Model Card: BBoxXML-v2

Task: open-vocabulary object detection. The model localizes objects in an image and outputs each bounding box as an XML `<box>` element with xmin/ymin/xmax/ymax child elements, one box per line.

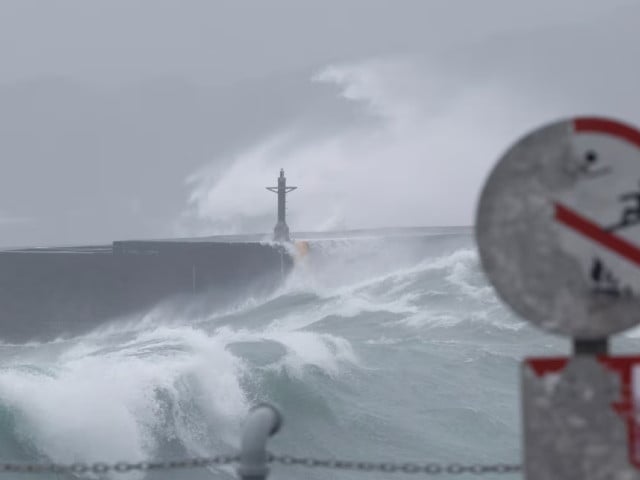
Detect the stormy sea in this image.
<box><xmin>0</xmin><ymin>229</ymin><xmax>638</xmax><ymax>480</ymax></box>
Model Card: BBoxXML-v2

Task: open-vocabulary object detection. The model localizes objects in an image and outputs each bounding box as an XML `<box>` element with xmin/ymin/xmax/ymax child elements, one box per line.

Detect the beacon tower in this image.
<box><xmin>266</xmin><ymin>169</ymin><xmax>297</xmax><ymax>242</ymax></box>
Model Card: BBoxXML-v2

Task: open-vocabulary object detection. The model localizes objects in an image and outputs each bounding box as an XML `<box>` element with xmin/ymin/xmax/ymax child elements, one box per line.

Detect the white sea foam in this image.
<box><xmin>0</xmin><ymin>237</ymin><xmax>532</xmax><ymax>475</ymax></box>
<box><xmin>0</xmin><ymin>327</ymin><xmax>249</xmax><ymax>474</ymax></box>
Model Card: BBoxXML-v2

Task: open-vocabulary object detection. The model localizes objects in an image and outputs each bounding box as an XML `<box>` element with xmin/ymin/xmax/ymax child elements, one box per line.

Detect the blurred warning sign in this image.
<box><xmin>476</xmin><ymin>117</ymin><xmax>640</xmax><ymax>338</ymax></box>
<box><xmin>523</xmin><ymin>355</ymin><xmax>640</xmax><ymax>479</ymax></box>
<box><xmin>555</xmin><ymin>119</ymin><xmax>640</xmax><ymax>302</ymax></box>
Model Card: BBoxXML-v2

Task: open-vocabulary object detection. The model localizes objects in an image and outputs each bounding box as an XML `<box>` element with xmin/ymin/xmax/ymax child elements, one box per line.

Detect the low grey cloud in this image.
<box><xmin>0</xmin><ymin>0</ymin><xmax>638</xmax><ymax>246</ymax></box>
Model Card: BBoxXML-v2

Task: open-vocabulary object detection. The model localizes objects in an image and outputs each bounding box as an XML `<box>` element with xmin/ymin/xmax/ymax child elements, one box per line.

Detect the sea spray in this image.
<box><xmin>0</xmin><ymin>232</ymin><xmax>597</xmax><ymax>479</ymax></box>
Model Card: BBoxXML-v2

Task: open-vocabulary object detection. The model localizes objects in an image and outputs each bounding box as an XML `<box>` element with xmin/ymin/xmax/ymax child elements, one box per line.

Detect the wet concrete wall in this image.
<box><xmin>0</xmin><ymin>241</ymin><xmax>291</xmax><ymax>342</ymax></box>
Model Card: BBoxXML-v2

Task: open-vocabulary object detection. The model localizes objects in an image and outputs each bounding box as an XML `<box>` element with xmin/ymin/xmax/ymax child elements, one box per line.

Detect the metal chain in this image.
<box><xmin>0</xmin><ymin>453</ymin><xmax>520</xmax><ymax>475</ymax></box>
<box><xmin>0</xmin><ymin>454</ymin><xmax>239</xmax><ymax>475</ymax></box>
<box><xmin>268</xmin><ymin>454</ymin><xmax>521</xmax><ymax>475</ymax></box>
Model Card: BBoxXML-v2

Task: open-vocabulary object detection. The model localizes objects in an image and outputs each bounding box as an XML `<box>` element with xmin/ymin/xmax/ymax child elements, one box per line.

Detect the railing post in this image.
<box><xmin>237</xmin><ymin>403</ymin><xmax>282</xmax><ymax>480</ymax></box>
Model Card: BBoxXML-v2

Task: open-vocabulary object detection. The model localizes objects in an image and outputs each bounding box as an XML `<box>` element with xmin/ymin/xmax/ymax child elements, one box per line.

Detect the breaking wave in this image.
<box><xmin>0</xmin><ymin>232</ymin><xmax>586</xmax><ymax>479</ymax></box>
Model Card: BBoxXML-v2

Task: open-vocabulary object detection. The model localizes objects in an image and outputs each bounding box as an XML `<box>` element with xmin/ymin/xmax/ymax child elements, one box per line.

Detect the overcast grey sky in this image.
<box><xmin>0</xmin><ymin>0</ymin><xmax>638</xmax><ymax>246</ymax></box>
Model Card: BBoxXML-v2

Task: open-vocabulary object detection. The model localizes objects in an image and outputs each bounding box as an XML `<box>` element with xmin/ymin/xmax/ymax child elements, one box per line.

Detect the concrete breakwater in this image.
<box><xmin>0</xmin><ymin>240</ymin><xmax>292</xmax><ymax>343</ymax></box>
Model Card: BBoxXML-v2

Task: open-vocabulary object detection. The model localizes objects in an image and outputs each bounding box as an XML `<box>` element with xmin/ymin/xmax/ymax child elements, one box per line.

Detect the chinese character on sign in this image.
<box><xmin>590</xmin><ymin>257</ymin><xmax>633</xmax><ymax>298</ymax></box>
<box><xmin>607</xmin><ymin>181</ymin><xmax>640</xmax><ymax>232</ymax></box>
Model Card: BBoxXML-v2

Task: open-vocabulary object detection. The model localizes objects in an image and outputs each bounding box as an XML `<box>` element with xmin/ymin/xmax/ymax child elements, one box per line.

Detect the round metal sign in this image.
<box><xmin>476</xmin><ymin>116</ymin><xmax>640</xmax><ymax>338</ymax></box>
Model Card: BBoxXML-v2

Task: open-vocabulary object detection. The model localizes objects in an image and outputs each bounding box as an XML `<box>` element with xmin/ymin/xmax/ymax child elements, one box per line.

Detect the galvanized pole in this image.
<box><xmin>237</xmin><ymin>404</ymin><xmax>282</xmax><ymax>480</ymax></box>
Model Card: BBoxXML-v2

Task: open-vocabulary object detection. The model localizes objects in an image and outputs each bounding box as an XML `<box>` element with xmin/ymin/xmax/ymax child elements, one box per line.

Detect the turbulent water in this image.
<box><xmin>0</xmin><ymin>231</ymin><xmax>639</xmax><ymax>480</ymax></box>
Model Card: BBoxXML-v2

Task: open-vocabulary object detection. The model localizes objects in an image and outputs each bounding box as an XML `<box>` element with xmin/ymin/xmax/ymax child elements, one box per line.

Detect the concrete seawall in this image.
<box><xmin>0</xmin><ymin>241</ymin><xmax>292</xmax><ymax>343</ymax></box>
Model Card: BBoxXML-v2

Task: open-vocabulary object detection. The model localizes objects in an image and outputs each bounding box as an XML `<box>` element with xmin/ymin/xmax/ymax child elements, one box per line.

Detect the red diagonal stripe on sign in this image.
<box><xmin>555</xmin><ymin>203</ymin><xmax>640</xmax><ymax>267</ymax></box>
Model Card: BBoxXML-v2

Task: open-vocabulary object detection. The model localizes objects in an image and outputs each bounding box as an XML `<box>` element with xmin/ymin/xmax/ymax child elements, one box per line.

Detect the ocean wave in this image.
<box><xmin>0</xmin><ymin>327</ymin><xmax>249</xmax><ymax>474</ymax></box>
<box><xmin>40</xmin><ymin>243</ymin><xmax>494</xmax><ymax>348</ymax></box>
<box><xmin>399</xmin><ymin>307</ymin><xmax>524</xmax><ymax>332</ymax></box>
<box><xmin>0</xmin><ymin>234</ymin><xmax>537</xmax><ymax>476</ymax></box>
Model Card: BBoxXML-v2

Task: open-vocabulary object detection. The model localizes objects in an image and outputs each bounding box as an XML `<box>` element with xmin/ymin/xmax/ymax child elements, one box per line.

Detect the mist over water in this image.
<box><xmin>178</xmin><ymin>58</ymin><xmax>565</xmax><ymax>237</ymax></box>
<box><xmin>0</xmin><ymin>231</ymin><xmax>617</xmax><ymax>480</ymax></box>
<box><xmin>1</xmin><ymin>3</ymin><xmax>639</xmax><ymax>479</ymax></box>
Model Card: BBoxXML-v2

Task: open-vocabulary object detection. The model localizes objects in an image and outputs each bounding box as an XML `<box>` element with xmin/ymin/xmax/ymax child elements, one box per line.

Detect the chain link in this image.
<box><xmin>0</xmin><ymin>454</ymin><xmax>239</xmax><ymax>475</ymax></box>
<box><xmin>0</xmin><ymin>453</ymin><xmax>520</xmax><ymax>475</ymax></box>
<box><xmin>267</xmin><ymin>454</ymin><xmax>521</xmax><ymax>475</ymax></box>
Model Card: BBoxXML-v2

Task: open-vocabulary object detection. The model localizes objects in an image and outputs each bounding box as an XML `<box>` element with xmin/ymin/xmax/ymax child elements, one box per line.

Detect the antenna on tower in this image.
<box><xmin>266</xmin><ymin>169</ymin><xmax>297</xmax><ymax>242</ymax></box>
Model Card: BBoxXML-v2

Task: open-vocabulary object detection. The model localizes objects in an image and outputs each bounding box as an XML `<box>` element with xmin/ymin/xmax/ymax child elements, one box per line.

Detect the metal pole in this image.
<box><xmin>237</xmin><ymin>403</ymin><xmax>283</xmax><ymax>480</ymax></box>
<box><xmin>572</xmin><ymin>337</ymin><xmax>608</xmax><ymax>355</ymax></box>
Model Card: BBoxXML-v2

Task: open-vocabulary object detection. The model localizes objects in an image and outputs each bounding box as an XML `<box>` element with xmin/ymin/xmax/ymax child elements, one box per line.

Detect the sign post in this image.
<box><xmin>475</xmin><ymin>116</ymin><xmax>640</xmax><ymax>479</ymax></box>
